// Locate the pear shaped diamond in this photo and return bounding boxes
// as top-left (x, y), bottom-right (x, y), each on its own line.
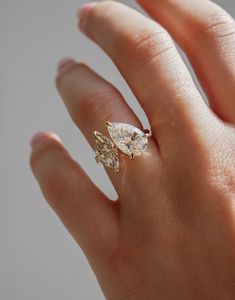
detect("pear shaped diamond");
top-left (106, 122), bottom-right (148, 157)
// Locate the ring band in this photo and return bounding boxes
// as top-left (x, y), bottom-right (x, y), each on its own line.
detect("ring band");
top-left (93, 122), bottom-right (151, 172)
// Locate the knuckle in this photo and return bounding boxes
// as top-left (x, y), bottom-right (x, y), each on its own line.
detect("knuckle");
top-left (44, 169), bottom-right (75, 207)
top-left (189, 10), bottom-right (235, 41)
top-left (205, 159), bottom-right (235, 201)
top-left (77, 87), bottom-right (122, 123)
top-left (120, 27), bottom-right (175, 71)
top-left (182, 124), bottom-right (235, 199)
top-left (205, 127), bottom-right (235, 196)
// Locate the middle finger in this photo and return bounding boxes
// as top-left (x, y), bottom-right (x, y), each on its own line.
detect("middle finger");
top-left (78, 1), bottom-right (211, 147)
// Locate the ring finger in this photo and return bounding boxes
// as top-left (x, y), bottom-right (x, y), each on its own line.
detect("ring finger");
top-left (56, 60), bottom-right (159, 197)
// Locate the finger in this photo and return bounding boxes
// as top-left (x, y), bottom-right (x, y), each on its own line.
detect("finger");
top-left (30, 132), bottom-right (119, 265)
top-left (55, 60), bottom-right (159, 197)
top-left (137, 0), bottom-right (235, 124)
top-left (77, 1), bottom-right (210, 144)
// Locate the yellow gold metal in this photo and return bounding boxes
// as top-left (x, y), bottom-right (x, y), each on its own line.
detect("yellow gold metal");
top-left (143, 129), bottom-right (151, 137)
top-left (93, 130), bottom-right (120, 172)
top-left (105, 121), bottom-right (112, 128)
top-left (93, 131), bottom-right (105, 143)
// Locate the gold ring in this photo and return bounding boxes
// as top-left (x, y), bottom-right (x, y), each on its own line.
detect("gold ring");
top-left (93, 122), bottom-right (151, 172)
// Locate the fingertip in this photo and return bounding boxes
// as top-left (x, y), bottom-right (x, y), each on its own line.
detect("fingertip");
top-left (30, 131), bottom-right (62, 148)
top-left (77, 2), bottom-right (98, 22)
top-left (29, 131), bottom-right (69, 196)
top-left (57, 57), bottom-right (77, 74)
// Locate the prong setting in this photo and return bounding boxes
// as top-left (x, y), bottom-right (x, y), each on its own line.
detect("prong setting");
top-left (143, 129), bottom-right (151, 137)
top-left (105, 121), bottom-right (113, 128)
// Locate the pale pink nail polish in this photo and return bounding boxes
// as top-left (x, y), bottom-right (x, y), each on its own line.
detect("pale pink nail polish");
top-left (30, 132), bottom-right (48, 148)
top-left (57, 57), bottom-right (76, 73)
top-left (77, 2), bottom-right (98, 23)
top-left (30, 132), bottom-right (62, 148)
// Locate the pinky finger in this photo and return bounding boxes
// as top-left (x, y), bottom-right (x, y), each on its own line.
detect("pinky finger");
top-left (30, 132), bottom-right (119, 266)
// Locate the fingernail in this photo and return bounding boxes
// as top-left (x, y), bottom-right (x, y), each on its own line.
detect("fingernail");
top-left (57, 57), bottom-right (76, 74)
top-left (30, 132), bottom-right (62, 148)
top-left (77, 2), bottom-right (98, 23)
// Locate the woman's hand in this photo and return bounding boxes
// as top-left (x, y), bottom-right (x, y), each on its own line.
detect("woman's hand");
top-left (30, 1), bottom-right (235, 299)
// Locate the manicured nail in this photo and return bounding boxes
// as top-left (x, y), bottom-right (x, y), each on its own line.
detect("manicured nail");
top-left (77, 2), bottom-right (98, 23)
top-left (57, 57), bottom-right (76, 74)
top-left (30, 132), bottom-right (62, 148)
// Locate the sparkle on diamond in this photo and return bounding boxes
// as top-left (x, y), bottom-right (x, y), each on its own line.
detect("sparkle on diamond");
top-left (107, 122), bottom-right (148, 157)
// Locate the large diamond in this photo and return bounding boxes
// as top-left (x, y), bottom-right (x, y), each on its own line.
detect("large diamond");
top-left (93, 131), bottom-right (120, 172)
top-left (106, 122), bottom-right (148, 157)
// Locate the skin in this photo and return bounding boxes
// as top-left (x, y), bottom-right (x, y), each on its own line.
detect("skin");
top-left (30, 1), bottom-right (235, 299)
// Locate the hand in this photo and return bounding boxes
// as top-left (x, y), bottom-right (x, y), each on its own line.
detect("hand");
top-left (30, 1), bottom-right (235, 299)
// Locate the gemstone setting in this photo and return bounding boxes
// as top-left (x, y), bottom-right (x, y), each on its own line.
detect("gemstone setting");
top-left (93, 131), bottom-right (120, 172)
top-left (106, 122), bottom-right (148, 157)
